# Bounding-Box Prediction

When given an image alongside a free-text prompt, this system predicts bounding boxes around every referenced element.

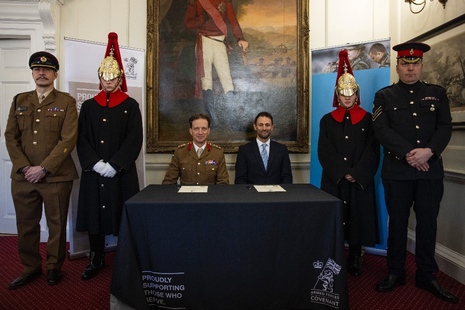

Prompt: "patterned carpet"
[347,252,465,309]
[0,236,114,310]
[1,235,464,309]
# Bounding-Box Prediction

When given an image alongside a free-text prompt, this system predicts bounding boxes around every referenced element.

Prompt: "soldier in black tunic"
[373,42,458,303]
[76,33,143,280]
[318,50,380,276]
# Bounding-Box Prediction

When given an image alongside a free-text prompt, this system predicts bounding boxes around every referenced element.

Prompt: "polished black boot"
[347,244,363,276]
[82,234,105,280]
[82,251,105,280]
[347,255,363,276]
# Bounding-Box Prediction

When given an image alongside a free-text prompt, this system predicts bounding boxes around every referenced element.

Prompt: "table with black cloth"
[110,184,348,310]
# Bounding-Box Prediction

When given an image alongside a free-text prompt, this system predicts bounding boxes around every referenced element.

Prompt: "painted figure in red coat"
[185,0,249,125]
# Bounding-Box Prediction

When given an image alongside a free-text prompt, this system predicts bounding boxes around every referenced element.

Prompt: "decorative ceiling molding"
[0,0,63,52]
[38,0,63,51]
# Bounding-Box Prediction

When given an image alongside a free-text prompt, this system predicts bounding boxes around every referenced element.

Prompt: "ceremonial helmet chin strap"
[99,74,122,93]
[336,70,359,109]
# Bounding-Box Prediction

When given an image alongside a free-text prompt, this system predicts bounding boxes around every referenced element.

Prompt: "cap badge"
[40,56,47,63]
[409,49,414,55]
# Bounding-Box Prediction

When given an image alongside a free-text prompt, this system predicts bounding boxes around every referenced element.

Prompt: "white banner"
[64,37,146,259]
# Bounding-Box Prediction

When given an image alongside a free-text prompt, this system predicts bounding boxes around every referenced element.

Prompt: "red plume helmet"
[332,49,360,107]
[98,32,127,92]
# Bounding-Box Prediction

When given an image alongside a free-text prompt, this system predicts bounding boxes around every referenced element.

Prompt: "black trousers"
[383,179,443,282]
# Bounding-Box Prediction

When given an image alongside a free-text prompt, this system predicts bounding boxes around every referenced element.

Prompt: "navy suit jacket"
[235,140,292,184]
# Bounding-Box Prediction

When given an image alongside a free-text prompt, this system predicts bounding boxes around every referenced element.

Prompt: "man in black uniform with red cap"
[372,42,458,303]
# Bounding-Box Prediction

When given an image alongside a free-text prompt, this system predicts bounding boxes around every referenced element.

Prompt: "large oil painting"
[412,15,465,124]
[146,0,309,152]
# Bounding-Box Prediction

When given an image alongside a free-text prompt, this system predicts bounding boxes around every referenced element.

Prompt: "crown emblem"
[313,260,323,268]
[409,48,414,55]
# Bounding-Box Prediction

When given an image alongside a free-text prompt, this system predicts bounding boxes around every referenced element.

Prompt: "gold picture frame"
[146,0,309,153]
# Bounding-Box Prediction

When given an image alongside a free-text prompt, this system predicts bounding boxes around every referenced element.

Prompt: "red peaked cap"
[332,49,360,107]
[100,32,127,92]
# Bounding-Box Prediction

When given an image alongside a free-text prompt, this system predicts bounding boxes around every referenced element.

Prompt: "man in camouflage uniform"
[346,44,371,71]
[162,113,229,185]
[369,43,391,68]
[321,44,372,73]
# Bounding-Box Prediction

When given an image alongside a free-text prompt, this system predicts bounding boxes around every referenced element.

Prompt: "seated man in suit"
[235,111,292,184]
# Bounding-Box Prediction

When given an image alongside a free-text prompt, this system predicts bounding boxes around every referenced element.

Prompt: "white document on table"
[178,186,208,193]
[253,185,286,192]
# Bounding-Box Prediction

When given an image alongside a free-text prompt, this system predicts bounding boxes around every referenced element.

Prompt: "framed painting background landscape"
[146,0,309,153]
[411,14,465,124]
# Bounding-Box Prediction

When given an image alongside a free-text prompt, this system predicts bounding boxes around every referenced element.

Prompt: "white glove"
[100,162,117,178]
[93,160,106,174]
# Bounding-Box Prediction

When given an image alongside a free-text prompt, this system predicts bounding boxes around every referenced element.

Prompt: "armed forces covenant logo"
[311,258,342,309]
[123,56,138,80]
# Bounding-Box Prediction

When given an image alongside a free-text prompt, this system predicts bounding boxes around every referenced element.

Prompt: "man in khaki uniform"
[5,51,78,289]
[163,113,229,185]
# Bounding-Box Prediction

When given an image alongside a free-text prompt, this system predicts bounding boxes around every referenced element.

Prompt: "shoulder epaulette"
[210,143,222,150]
[13,91,34,103]
[421,80,444,89]
[376,83,395,93]
[15,90,34,98]
[54,89,74,98]
[177,143,187,149]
